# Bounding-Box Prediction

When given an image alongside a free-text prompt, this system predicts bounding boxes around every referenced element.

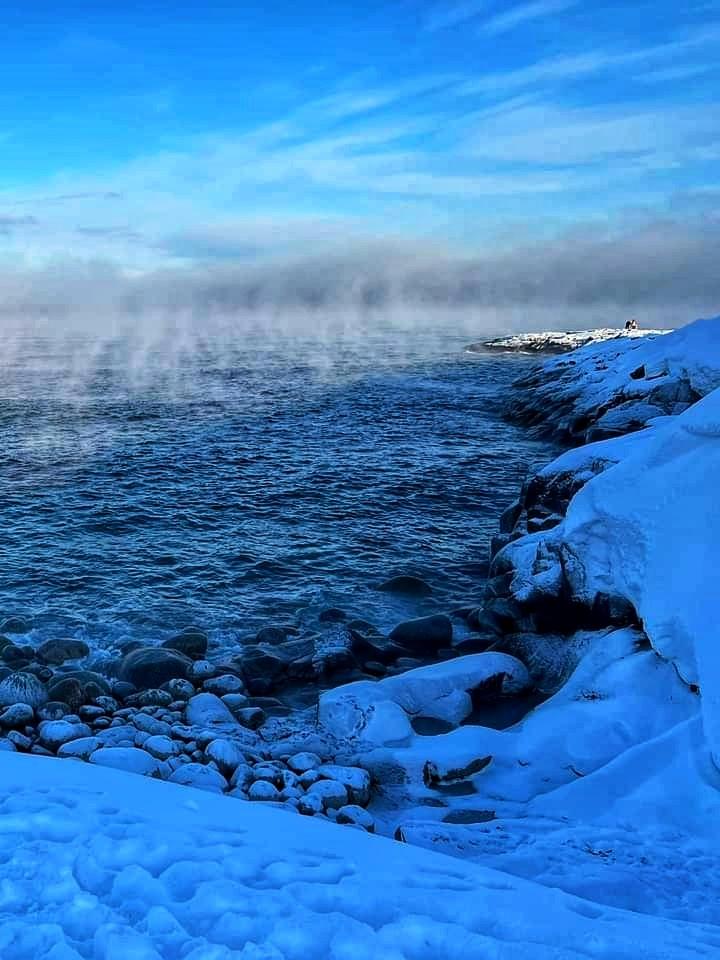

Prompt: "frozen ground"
[2,749,719,959]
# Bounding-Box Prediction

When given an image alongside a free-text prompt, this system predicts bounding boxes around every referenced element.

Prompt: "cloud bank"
[1,215,718,333]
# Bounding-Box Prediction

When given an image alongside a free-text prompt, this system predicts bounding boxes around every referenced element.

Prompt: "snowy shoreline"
[1,318,720,956]
[466,326,670,355]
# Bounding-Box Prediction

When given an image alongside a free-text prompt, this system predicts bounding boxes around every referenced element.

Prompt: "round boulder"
[378,575,433,597]
[0,672,48,708]
[36,638,90,665]
[388,614,453,656]
[161,628,208,661]
[47,678,85,711]
[118,647,192,690]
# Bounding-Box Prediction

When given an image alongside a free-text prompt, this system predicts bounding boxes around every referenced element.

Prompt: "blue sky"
[1,0,719,271]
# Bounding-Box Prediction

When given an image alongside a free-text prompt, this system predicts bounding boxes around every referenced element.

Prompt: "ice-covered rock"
[0,672,48,708]
[202,673,244,696]
[185,692,237,729]
[144,735,180,760]
[57,736,102,760]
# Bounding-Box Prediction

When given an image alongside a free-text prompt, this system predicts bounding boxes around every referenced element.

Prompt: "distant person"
[624,318,639,332]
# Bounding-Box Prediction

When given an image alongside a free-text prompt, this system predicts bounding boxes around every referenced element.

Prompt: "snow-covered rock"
[185,692,239,730]
[248,779,281,801]
[204,737,246,776]
[307,778,348,810]
[168,762,228,793]
[320,653,530,747]
[38,719,92,751]
[317,763,372,805]
[507,317,720,443]
[90,746,164,777]
[336,804,376,832]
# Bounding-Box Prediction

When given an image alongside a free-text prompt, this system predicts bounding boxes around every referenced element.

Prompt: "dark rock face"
[1,644,33,667]
[161,628,208,661]
[47,678,85,711]
[388,615,453,655]
[240,627,359,695]
[118,647,193,689]
[377,575,433,597]
[37,638,90,665]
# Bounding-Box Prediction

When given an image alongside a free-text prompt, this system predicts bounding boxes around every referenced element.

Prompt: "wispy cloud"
[637,62,719,83]
[424,0,487,32]
[458,24,720,95]
[466,101,720,167]
[481,0,578,35]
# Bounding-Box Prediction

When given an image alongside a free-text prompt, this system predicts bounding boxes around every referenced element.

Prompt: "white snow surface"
[1,749,718,960]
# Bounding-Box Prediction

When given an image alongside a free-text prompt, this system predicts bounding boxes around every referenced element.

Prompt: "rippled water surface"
[0,327,554,657]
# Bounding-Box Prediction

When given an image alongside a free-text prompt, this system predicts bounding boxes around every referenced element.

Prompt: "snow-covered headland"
[1,317,720,956]
[467,327,670,355]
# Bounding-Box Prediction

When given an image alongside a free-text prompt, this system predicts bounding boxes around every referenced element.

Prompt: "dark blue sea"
[0,323,553,664]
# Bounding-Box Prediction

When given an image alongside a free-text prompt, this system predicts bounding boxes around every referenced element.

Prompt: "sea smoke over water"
[2,214,718,321]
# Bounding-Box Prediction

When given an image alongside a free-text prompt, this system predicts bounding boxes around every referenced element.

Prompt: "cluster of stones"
[238,583,458,696]
[0,623,376,832]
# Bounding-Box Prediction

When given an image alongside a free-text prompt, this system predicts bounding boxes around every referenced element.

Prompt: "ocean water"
[0,325,555,661]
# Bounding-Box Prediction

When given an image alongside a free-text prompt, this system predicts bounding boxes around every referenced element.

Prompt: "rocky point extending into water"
[467,327,669,354]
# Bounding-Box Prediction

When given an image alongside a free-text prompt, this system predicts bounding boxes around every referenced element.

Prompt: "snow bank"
[0,749,716,959]
[561,386,720,764]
